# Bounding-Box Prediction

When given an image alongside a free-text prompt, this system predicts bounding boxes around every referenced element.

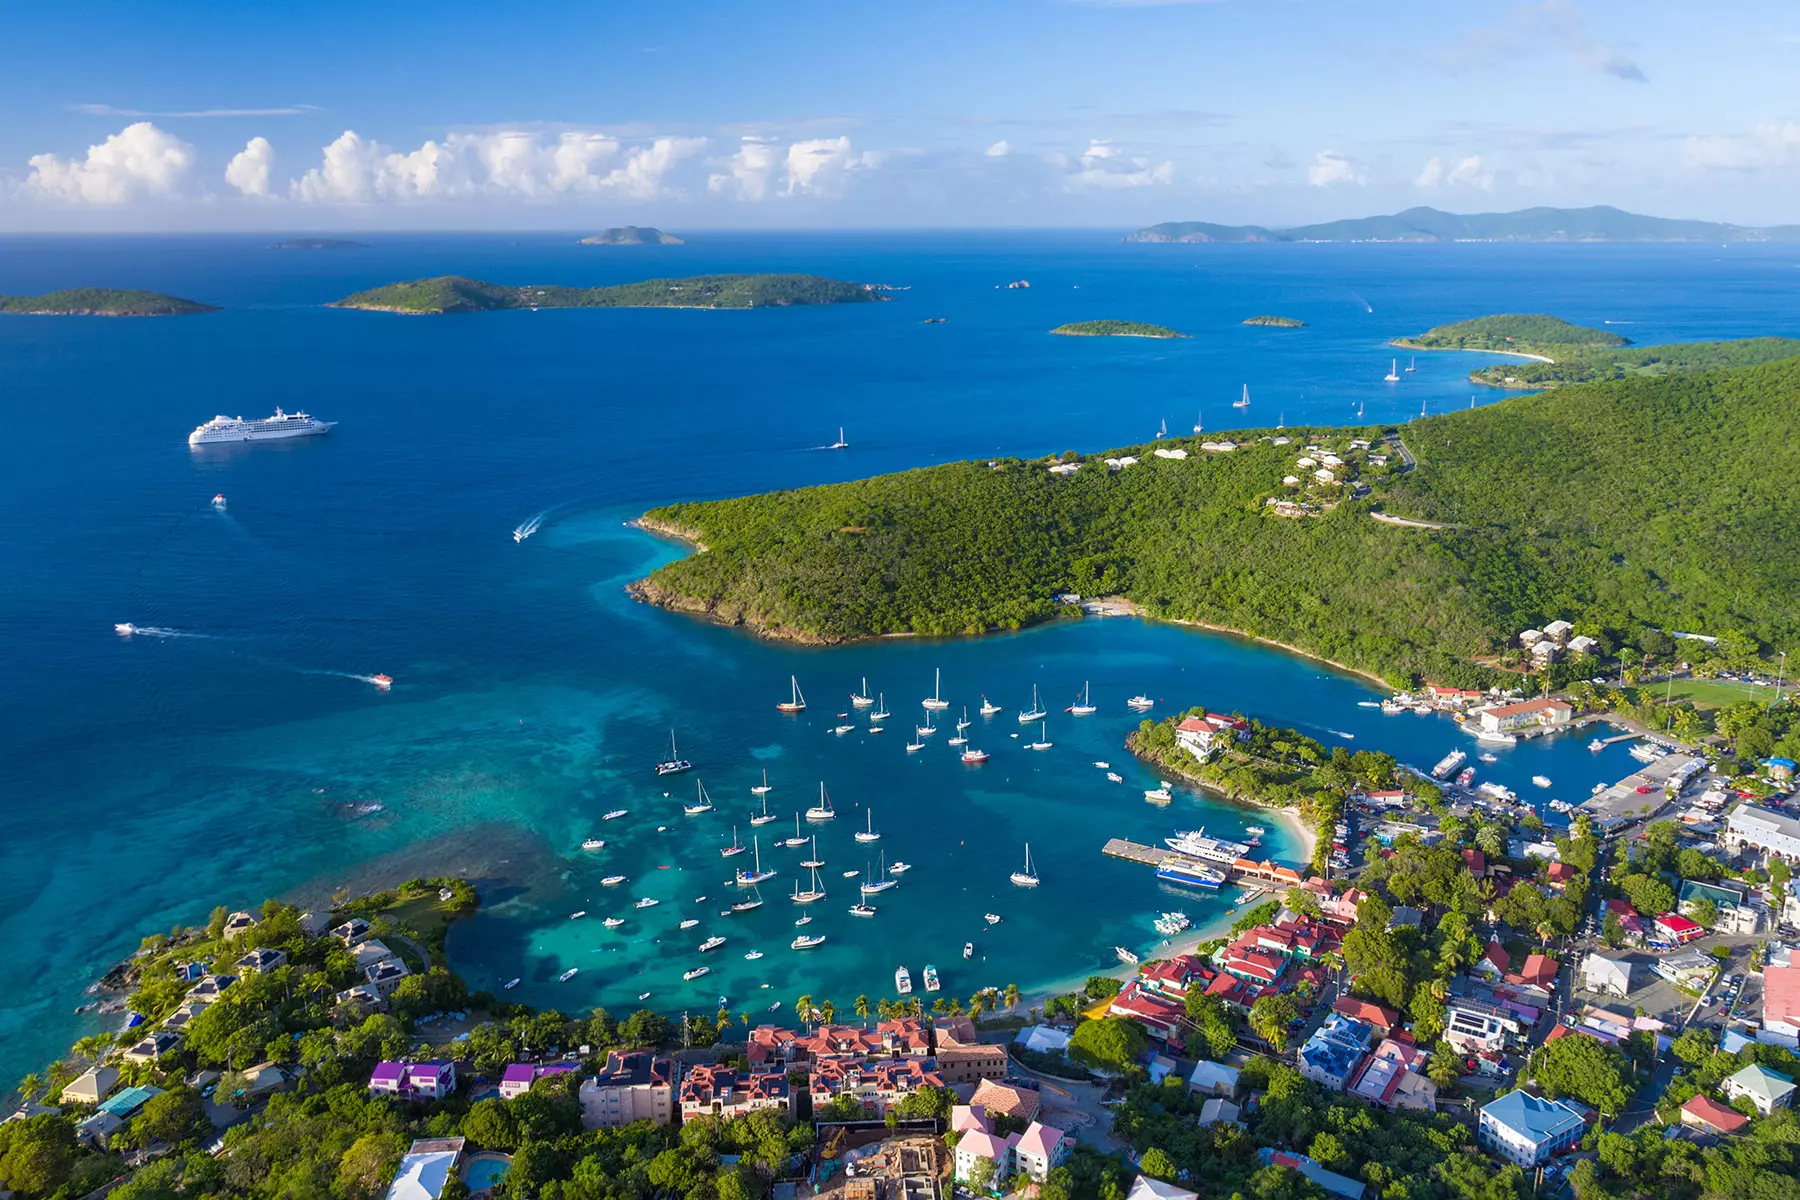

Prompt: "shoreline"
[1391,340,1556,364]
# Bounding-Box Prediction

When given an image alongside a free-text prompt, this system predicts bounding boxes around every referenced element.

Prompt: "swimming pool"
[463,1154,512,1192]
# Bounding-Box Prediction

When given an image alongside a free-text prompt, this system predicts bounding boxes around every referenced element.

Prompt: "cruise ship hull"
[189,422,335,445]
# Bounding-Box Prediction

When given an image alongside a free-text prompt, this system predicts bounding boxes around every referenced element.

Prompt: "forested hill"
[332,273,879,313]
[1128,205,1800,243]
[633,353,1800,685]
[0,288,217,316]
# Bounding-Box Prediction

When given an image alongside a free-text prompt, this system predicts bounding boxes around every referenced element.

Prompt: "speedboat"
[639,992,652,1000]
[1116,947,1139,965]
[699,936,725,952]
[745,950,764,960]
[603,917,625,928]
[684,966,711,981]
[679,918,700,930]
[581,838,605,850]
[791,934,826,949]
[895,966,913,994]
[634,897,659,909]
[113,622,138,635]
[1477,753,1498,764]
[570,910,587,920]
[558,968,578,982]
[1106,772,1123,782]
[961,746,990,763]
[923,965,940,992]
[604,809,628,820]
[211,493,227,509]
[1094,761,1111,769]
[963,943,974,959]
[1144,783,1173,803]
[888,861,911,874]
[1128,695,1154,710]
[504,978,520,990]
[601,874,627,887]
[984,913,1001,925]
[842,870,859,878]
[1533,775,1553,788]
[370,674,393,690]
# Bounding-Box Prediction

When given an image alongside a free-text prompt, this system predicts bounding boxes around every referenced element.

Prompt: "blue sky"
[4,0,1800,229]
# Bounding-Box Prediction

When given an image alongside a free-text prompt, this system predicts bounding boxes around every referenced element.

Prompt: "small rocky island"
[1243,315,1306,328]
[1051,320,1186,339]
[0,288,218,316]
[332,273,881,314]
[579,226,684,245]
[269,238,369,250]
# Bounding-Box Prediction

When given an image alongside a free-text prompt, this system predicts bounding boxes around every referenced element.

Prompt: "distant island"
[579,226,684,245]
[1127,204,1800,244]
[1400,316,1800,388]
[268,238,369,251]
[0,288,218,316]
[332,273,881,314]
[630,345,1800,685]
[1243,315,1306,328]
[1051,320,1185,339]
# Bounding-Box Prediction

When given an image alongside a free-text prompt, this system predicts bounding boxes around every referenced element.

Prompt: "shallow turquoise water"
[0,232,1779,1082]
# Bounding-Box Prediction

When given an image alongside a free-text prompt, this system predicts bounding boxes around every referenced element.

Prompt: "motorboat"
[370,674,393,690]
[634,897,659,910]
[895,966,913,994]
[888,861,912,874]
[1533,775,1553,788]
[1010,843,1040,887]
[679,918,700,930]
[504,978,520,990]
[849,902,877,917]
[603,917,625,928]
[684,966,711,981]
[984,913,1001,925]
[1144,783,1173,803]
[923,965,940,992]
[601,874,627,887]
[980,695,1001,716]
[1106,772,1122,782]
[699,936,726,952]
[791,934,826,950]
[570,910,587,920]
[1116,947,1139,965]
[558,968,578,982]
[581,838,605,851]
[963,943,974,959]
[961,746,989,763]
[604,809,628,820]
[745,950,764,961]
[1128,695,1154,711]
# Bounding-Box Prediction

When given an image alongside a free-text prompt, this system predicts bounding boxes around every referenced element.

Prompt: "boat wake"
[297,668,395,689]
[512,512,547,543]
[113,623,211,639]
[1328,729,1356,740]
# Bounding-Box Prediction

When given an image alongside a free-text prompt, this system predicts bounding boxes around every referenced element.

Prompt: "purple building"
[499,1062,578,1100]
[368,1060,457,1101]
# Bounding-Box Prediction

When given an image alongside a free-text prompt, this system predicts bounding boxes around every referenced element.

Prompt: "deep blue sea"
[4,232,1798,1084]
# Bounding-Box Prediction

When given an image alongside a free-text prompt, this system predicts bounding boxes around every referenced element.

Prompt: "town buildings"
[1475,698,1574,735]
[1348,1039,1436,1112]
[951,1104,1069,1189]
[383,1137,464,1200]
[1723,1064,1796,1115]
[680,1064,794,1122]
[499,1062,578,1100]
[1579,954,1633,999]
[580,1051,673,1128]
[1477,1091,1587,1167]
[1760,964,1800,1048]
[1297,1016,1376,1091]
[1726,804,1800,861]
[367,1061,456,1101]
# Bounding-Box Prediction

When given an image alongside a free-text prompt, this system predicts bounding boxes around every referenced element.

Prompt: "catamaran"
[856,810,882,843]
[1010,844,1040,887]
[736,837,777,886]
[862,851,897,895]
[776,676,806,713]
[805,782,836,822]
[791,862,827,904]
[1233,384,1251,409]
[750,793,777,826]
[655,730,692,776]
[1068,682,1096,716]
[783,813,809,848]
[1028,721,1053,751]
[1192,410,1204,434]
[720,826,746,857]
[684,780,715,816]
[852,677,875,708]
[980,695,1001,716]
[922,668,949,711]
[752,770,773,798]
[1018,684,1047,723]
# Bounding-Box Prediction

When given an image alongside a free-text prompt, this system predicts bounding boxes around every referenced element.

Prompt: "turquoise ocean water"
[2,232,1795,1083]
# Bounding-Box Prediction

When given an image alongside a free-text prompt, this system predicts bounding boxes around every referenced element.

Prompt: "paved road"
[1003,1059,1123,1151]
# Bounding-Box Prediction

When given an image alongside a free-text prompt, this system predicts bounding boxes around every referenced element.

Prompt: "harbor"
[1101,838,1304,888]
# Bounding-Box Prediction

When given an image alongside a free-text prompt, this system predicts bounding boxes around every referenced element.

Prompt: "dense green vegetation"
[1127,205,1800,244]
[1050,320,1186,338]
[1467,336,1800,388]
[0,288,218,316]
[1242,315,1306,327]
[578,227,684,245]
[634,353,1800,686]
[1396,313,1626,357]
[333,274,878,314]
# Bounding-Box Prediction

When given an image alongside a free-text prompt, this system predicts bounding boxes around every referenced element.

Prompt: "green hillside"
[1468,337,1800,388]
[332,273,879,313]
[1396,314,1626,357]
[633,353,1800,685]
[0,288,218,316]
[1051,320,1186,338]
[1128,205,1800,244]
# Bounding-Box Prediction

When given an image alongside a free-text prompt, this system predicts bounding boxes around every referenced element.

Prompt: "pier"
[1101,838,1303,886]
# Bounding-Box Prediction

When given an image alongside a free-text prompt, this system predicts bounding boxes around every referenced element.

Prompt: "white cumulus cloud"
[1306,150,1365,187]
[708,137,780,200]
[1064,140,1174,190]
[602,137,706,199]
[27,122,195,204]
[1415,154,1494,189]
[985,140,1012,157]
[1684,123,1800,172]
[225,136,275,197]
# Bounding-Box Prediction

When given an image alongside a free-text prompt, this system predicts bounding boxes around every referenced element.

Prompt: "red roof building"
[1218,942,1287,985]
[1517,954,1559,990]
[1108,980,1187,1044]
[1655,914,1705,944]
[1204,973,1267,1013]
[1543,862,1577,889]
[1461,848,1487,878]
[1332,996,1400,1034]
[1681,1094,1749,1135]
[1139,954,1214,999]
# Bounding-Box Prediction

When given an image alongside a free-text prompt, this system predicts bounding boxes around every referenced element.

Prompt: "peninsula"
[1242,315,1306,328]
[579,225,684,245]
[1395,313,1626,358]
[632,349,1799,686]
[1051,320,1185,339]
[332,273,880,314]
[1127,204,1800,244]
[0,288,218,317]
[268,237,369,250]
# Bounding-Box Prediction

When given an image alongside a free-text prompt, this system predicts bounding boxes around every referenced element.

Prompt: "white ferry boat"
[1163,828,1250,865]
[1430,749,1468,780]
[188,408,334,445]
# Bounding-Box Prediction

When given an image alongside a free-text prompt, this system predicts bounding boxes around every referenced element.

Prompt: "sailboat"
[791,860,827,904]
[1192,410,1203,435]
[776,676,806,714]
[1067,682,1096,716]
[1018,684,1047,724]
[915,713,937,737]
[1357,401,1365,419]
[720,826,746,857]
[948,706,969,747]
[805,782,836,822]
[801,836,825,869]
[871,692,890,721]
[922,668,949,710]
[856,810,881,843]
[828,427,849,450]
[752,770,773,797]
[729,886,765,913]
[1405,356,1416,373]
[783,813,809,848]
[955,707,971,732]
[861,850,897,895]
[1157,417,1167,438]
[980,695,1001,716]
[1028,721,1053,751]
[655,730,692,776]
[851,678,874,708]
[1384,359,1400,382]
[1419,395,1427,418]
[684,780,715,816]
[1233,384,1251,409]
[1010,844,1040,887]
[750,793,777,827]
[736,837,776,886]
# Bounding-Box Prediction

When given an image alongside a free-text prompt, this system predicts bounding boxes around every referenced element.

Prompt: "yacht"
[1010,843,1040,887]
[828,427,849,450]
[1233,384,1251,409]
[699,936,726,952]
[956,708,971,732]
[1244,825,1266,838]
[752,770,773,798]
[861,853,898,895]
[906,738,925,753]
[1164,829,1251,864]
[980,695,1002,716]
[915,716,937,737]
[745,950,765,961]
[923,965,940,992]
[888,861,912,875]
[1405,356,1416,373]
[211,493,227,509]
[1193,410,1204,435]
[729,889,765,913]
[833,722,855,735]
[1144,782,1173,803]
[655,730,692,777]
[1127,694,1154,711]
[1027,722,1052,751]
[750,794,777,826]
[1478,753,1499,764]
[794,914,812,927]
[684,780,715,816]
[370,674,393,690]
[843,870,859,878]
[504,978,520,990]
[895,966,913,995]
[791,862,827,904]
[720,826,746,857]
[961,746,990,764]
[570,910,587,920]
[1384,359,1401,383]
[1430,750,1468,780]
[581,838,605,851]
[776,676,806,714]
[1532,775,1553,789]
[1067,682,1096,716]
[852,678,875,708]
[801,837,825,869]
[1018,685,1047,723]
[558,968,579,982]
[948,730,968,747]
[783,813,809,848]
[791,934,826,950]
[849,901,877,917]
[1116,947,1140,966]
[871,693,890,721]
[634,897,659,910]
[188,408,334,445]
[684,966,712,981]
[984,913,1002,925]
[603,809,628,821]
[1153,911,1191,936]
[856,810,882,843]
[805,782,836,822]
[736,838,777,886]
[923,668,950,711]
[603,917,625,928]
[964,943,975,959]
[601,874,627,887]
[679,918,700,930]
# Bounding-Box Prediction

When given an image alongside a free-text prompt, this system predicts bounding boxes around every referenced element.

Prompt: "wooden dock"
[1102,838,1174,866]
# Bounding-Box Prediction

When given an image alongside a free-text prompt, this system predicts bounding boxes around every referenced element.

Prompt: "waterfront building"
[122,1031,182,1064]
[222,911,258,940]
[331,917,371,946]
[1475,698,1574,735]
[679,1063,793,1122]
[499,1062,578,1100]
[1107,979,1187,1043]
[1477,1091,1586,1166]
[383,1137,464,1200]
[1724,1064,1796,1115]
[96,1085,162,1120]
[580,1052,672,1128]
[808,1058,942,1119]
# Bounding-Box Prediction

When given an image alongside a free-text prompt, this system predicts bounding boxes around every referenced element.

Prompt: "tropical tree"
[854,994,870,1021]
[795,994,812,1024]
[1249,993,1300,1051]
[1004,983,1021,1012]
[819,1000,836,1025]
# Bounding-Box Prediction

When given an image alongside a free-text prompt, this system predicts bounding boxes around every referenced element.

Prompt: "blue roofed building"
[97,1084,164,1119]
[1297,1016,1375,1091]
[1478,1091,1587,1166]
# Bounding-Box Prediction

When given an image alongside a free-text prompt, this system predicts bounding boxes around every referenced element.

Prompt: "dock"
[1594,732,1640,747]
[1103,838,1177,866]
[1102,838,1303,886]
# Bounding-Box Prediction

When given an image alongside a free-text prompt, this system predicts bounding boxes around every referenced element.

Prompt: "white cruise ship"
[1163,828,1251,865]
[188,408,335,445]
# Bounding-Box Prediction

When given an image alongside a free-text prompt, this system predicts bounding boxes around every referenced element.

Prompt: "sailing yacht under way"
[1384,359,1401,382]
[1405,356,1416,373]
[1018,684,1047,723]
[851,678,875,708]
[776,676,806,713]
[1192,410,1204,434]
[922,668,949,711]
[1067,682,1096,716]
[655,730,692,776]
[827,427,849,450]
[1011,844,1040,887]
[856,810,881,843]
[736,837,776,886]
[1233,384,1251,409]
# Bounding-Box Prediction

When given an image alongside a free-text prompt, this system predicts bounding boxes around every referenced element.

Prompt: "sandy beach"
[1272,805,1319,866]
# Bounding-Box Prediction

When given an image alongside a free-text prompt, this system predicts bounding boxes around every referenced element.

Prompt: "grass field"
[1626,678,1782,709]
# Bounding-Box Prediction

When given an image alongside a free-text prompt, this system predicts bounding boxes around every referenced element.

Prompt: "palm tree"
[854,994,870,1021]
[796,993,813,1025]
[931,997,949,1015]
[819,1000,836,1025]
[1003,983,1021,1012]
[968,992,987,1018]
[739,1012,750,1031]
[910,997,924,1018]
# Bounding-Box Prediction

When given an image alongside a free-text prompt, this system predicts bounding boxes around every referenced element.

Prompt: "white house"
[1724,1064,1796,1115]
[1477,1092,1586,1167]
[1580,953,1633,999]
[1187,1059,1240,1096]
[1012,1121,1072,1182]
[1727,804,1800,861]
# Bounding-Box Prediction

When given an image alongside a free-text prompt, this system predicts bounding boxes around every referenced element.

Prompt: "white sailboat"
[783,813,808,848]
[871,692,890,721]
[1028,721,1053,751]
[1192,410,1203,435]
[851,677,874,708]
[1405,355,1416,373]
[1233,384,1250,409]
[655,729,692,776]
[750,793,777,826]
[922,667,949,711]
[720,826,746,857]
[828,427,849,450]
[776,675,806,714]
[801,836,825,869]
[752,770,773,797]
[791,860,827,904]
[684,780,715,815]
[1010,844,1040,887]
[1068,681,1096,716]
[856,809,882,843]
[861,851,897,895]
[1384,359,1400,382]
[805,782,836,822]
[955,707,971,732]
[1018,684,1047,723]
[735,837,776,886]
[915,713,937,737]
